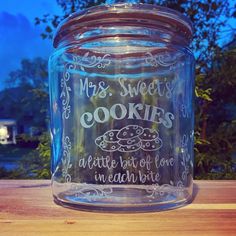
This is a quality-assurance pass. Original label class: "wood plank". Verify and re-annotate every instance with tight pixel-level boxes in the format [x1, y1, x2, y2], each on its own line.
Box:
[0, 180, 236, 235]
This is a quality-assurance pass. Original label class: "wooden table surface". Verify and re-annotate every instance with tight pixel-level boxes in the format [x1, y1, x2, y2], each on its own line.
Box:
[0, 180, 236, 236]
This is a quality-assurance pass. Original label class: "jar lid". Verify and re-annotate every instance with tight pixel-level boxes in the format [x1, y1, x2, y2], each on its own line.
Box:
[54, 3, 193, 48]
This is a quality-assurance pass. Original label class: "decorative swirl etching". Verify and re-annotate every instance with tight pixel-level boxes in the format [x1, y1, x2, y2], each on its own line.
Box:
[180, 96, 190, 118]
[62, 136, 72, 183]
[72, 184, 113, 202]
[146, 181, 184, 198]
[181, 103, 189, 118]
[145, 52, 184, 68]
[60, 60, 76, 119]
[60, 52, 110, 119]
[70, 183, 184, 201]
[180, 134, 191, 181]
[75, 52, 111, 71]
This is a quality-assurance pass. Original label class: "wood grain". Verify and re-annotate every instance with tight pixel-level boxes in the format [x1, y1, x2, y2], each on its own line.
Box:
[0, 180, 236, 236]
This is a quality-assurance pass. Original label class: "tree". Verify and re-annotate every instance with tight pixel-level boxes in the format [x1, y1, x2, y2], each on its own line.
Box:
[194, 43, 236, 179]
[5, 57, 48, 90]
[0, 57, 50, 179]
[1, 57, 49, 133]
[35, 0, 236, 179]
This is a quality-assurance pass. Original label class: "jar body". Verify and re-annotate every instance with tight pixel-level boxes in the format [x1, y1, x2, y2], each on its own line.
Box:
[49, 4, 195, 212]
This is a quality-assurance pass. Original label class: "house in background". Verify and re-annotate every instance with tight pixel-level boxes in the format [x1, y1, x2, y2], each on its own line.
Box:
[0, 119, 17, 144]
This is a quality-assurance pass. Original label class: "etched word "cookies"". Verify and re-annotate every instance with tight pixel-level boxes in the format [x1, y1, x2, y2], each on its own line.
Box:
[80, 103, 174, 128]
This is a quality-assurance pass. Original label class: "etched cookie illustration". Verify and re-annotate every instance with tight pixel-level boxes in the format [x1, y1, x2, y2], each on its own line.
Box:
[117, 125, 143, 140]
[103, 129, 120, 143]
[99, 141, 120, 152]
[95, 135, 105, 146]
[95, 126, 162, 152]
[118, 142, 141, 152]
[141, 138, 162, 151]
[118, 137, 141, 146]
[95, 135, 120, 152]
[140, 128, 159, 141]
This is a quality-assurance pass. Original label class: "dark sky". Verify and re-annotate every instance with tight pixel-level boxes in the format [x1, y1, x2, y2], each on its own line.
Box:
[0, 0, 62, 90]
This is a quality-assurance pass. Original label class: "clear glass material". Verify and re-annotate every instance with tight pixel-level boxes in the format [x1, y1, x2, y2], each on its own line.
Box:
[49, 3, 195, 212]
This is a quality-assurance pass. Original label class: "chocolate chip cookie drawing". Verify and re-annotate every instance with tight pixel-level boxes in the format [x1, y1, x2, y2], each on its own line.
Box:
[140, 128, 162, 151]
[103, 129, 120, 142]
[118, 136, 141, 146]
[118, 142, 141, 152]
[95, 125, 163, 152]
[95, 135, 120, 152]
[141, 139, 162, 151]
[117, 125, 143, 139]
[118, 136, 142, 152]
[140, 128, 159, 140]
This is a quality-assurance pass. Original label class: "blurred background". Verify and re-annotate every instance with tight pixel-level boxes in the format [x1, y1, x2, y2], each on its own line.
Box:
[0, 0, 235, 180]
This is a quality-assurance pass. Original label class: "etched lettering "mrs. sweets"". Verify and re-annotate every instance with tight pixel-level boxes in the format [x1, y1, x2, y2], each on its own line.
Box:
[80, 103, 174, 128]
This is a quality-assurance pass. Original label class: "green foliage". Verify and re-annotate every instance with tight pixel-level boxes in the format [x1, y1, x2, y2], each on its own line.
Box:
[0, 133, 51, 179]
[194, 46, 236, 179]
[15, 134, 40, 148]
[0, 145, 35, 179]
[0, 134, 51, 179]
[33, 0, 236, 180]
[195, 172, 236, 180]
[17, 133, 51, 179]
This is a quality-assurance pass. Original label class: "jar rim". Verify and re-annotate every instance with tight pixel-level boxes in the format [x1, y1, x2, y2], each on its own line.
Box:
[53, 3, 193, 48]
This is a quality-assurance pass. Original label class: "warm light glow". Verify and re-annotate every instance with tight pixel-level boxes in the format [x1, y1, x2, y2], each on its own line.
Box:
[0, 126, 8, 138]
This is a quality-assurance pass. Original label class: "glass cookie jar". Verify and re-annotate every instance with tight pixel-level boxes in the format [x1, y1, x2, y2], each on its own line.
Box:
[49, 3, 195, 212]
